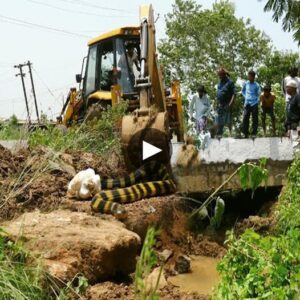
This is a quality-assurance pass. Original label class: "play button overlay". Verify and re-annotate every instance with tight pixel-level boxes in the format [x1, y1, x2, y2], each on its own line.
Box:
[143, 141, 162, 160]
[125, 128, 171, 169]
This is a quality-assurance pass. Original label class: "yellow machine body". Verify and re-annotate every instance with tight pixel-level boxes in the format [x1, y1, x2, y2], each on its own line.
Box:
[58, 4, 184, 163]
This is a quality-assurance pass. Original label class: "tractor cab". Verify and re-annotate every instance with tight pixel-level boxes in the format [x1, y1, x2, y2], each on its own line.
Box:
[79, 27, 141, 109]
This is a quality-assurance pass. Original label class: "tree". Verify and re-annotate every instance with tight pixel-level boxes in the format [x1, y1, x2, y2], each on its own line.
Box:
[263, 0, 300, 44]
[8, 114, 18, 127]
[159, 0, 272, 96]
[257, 50, 300, 85]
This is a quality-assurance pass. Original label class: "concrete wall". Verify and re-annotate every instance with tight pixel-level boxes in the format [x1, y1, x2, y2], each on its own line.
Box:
[171, 138, 295, 194]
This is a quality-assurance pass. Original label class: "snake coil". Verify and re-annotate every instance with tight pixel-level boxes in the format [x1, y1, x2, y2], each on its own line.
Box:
[91, 161, 176, 219]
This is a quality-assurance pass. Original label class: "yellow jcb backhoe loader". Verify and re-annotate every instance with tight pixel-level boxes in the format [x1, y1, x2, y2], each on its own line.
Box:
[57, 4, 184, 167]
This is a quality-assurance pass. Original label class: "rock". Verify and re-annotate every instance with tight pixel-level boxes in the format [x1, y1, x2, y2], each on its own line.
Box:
[158, 249, 173, 263]
[145, 267, 167, 293]
[60, 153, 73, 166]
[2, 210, 141, 283]
[48, 160, 76, 176]
[174, 255, 191, 274]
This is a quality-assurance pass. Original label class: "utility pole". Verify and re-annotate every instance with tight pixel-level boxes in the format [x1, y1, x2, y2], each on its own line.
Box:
[14, 64, 31, 124]
[26, 61, 40, 124]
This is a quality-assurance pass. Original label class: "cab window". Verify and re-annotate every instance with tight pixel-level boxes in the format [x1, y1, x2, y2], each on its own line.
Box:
[85, 45, 97, 96]
[99, 40, 114, 91]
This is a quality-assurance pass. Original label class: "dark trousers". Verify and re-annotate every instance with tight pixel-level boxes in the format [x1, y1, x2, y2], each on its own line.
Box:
[243, 104, 258, 137]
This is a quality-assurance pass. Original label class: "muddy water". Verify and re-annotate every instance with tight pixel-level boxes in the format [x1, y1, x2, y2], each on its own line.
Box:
[168, 255, 220, 295]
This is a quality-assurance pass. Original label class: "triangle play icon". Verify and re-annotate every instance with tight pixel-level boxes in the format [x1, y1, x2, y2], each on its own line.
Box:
[142, 141, 162, 160]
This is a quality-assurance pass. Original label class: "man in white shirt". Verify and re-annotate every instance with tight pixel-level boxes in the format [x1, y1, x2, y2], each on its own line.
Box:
[282, 66, 300, 103]
[190, 85, 211, 133]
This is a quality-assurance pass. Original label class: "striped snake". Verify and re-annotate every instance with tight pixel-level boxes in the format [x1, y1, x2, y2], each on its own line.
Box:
[91, 161, 176, 219]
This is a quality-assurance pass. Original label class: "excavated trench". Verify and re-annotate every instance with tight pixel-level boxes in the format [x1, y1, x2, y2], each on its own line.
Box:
[187, 186, 282, 241]
[84, 186, 282, 299]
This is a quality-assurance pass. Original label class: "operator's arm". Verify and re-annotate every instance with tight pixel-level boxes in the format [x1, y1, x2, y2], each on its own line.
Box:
[135, 61, 141, 72]
[133, 52, 141, 72]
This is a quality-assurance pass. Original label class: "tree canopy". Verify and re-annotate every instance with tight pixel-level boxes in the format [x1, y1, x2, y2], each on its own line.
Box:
[263, 0, 300, 44]
[159, 0, 272, 94]
[257, 50, 300, 85]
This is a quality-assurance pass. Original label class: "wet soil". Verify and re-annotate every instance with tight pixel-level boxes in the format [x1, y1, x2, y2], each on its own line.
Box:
[84, 281, 208, 300]
[168, 255, 220, 295]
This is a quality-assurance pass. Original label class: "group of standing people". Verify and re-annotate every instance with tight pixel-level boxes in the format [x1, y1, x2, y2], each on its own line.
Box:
[190, 66, 300, 138]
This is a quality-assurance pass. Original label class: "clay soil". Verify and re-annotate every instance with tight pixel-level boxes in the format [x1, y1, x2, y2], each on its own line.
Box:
[0, 145, 278, 299]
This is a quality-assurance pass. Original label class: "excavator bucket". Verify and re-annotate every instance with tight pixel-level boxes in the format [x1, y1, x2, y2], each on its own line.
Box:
[121, 110, 170, 169]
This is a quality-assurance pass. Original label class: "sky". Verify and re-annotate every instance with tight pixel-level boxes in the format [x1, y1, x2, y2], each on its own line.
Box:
[0, 0, 299, 120]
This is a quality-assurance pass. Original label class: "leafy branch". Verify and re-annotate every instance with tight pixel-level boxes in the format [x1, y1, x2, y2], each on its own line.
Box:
[190, 159, 269, 220]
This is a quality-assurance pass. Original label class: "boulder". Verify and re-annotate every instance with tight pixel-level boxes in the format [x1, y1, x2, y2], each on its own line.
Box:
[174, 255, 191, 274]
[2, 210, 141, 283]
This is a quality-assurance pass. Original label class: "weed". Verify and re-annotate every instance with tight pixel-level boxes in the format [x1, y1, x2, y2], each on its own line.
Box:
[0, 229, 51, 300]
[29, 101, 127, 155]
[215, 154, 300, 299]
[134, 227, 162, 300]
[215, 229, 300, 299]
[189, 159, 268, 227]
[276, 154, 300, 232]
[0, 115, 29, 140]
[210, 197, 225, 229]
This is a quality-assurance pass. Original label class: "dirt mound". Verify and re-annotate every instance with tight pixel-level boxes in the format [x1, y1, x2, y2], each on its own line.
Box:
[235, 215, 274, 234]
[2, 210, 141, 283]
[67, 150, 126, 178]
[0, 147, 127, 220]
[0, 145, 28, 178]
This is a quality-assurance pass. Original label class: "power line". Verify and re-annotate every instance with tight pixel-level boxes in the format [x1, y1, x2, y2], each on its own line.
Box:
[32, 67, 71, 108]
[0, 14, 90, 38]
[27, 0, 134, 18]
[56, 0, 135, 14]
[32, 67, 56, 98]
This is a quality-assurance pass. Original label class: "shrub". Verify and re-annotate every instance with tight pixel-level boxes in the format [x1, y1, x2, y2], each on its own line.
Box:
[29, 101, 127, 155]
[215, 154, 300, 299]
[216, 229, 300, 299]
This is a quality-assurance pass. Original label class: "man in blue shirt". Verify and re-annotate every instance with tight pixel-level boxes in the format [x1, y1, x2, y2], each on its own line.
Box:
[216, 68, 236, 136]
[242, 70, 261, 138]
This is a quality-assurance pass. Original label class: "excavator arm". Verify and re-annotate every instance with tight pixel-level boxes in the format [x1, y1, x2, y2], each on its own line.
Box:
[121, 4, 177, 168]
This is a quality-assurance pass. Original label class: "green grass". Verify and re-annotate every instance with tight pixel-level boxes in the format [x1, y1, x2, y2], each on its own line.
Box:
[0, 124, 28, 141]
[0, 230, 51, 300]
[0, 228, 89, 300]
[134, 227, 162, 300]
[29, 102, 127, 155]
[215, 154, 300, 299]
[275, 154, 300, 233]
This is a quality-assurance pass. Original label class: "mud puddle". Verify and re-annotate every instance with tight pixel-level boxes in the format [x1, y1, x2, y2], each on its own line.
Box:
[168, 255, 220, 295]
